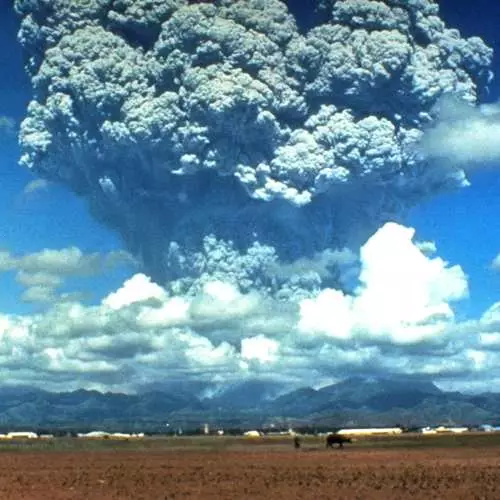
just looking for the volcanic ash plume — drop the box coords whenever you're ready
[15,0,492,298]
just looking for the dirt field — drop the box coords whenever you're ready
[0,435,499,499]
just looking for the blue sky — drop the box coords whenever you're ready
[0,0,498,393]
[408,0,500,319]
[0,1,131,314]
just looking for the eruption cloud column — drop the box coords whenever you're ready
[15,0,492,300]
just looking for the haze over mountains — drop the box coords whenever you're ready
[0,377,499,432]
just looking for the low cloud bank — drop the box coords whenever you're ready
[0,247,135,304]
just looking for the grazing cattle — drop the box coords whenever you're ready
[326,433,352,449]
[293,436,301,449]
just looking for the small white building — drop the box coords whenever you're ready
[243,430,261,437]
[435,426,469,434]
[111,432,144,439]
[480,424,500,432]
[7,431,38,439]
[77,431,109,439]
[77,431,145,439]
[421,426,469,434]
[337,427,403,436]
[420,427,437,434]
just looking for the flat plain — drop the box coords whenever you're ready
[0,433,499,499]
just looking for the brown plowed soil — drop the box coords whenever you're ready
[0,442,499,499]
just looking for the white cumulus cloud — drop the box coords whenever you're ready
[0,223,495,393]
[491,253,500,272]
[420,97,500,168]
[298,223,468,345]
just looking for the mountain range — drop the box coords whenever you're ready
[0,377,499,432]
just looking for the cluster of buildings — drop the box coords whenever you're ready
[241,425,500,437]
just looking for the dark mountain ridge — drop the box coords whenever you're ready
[0,378,499,432]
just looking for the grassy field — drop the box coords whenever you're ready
[0,431,499,453]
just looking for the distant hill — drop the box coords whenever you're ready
[0,378,499,432]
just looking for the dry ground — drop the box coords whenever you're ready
[0,434,498,499]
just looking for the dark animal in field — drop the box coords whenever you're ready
[293,436,301,449]
[325,433,352,449]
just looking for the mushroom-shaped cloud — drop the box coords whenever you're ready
[15,0,493,297]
